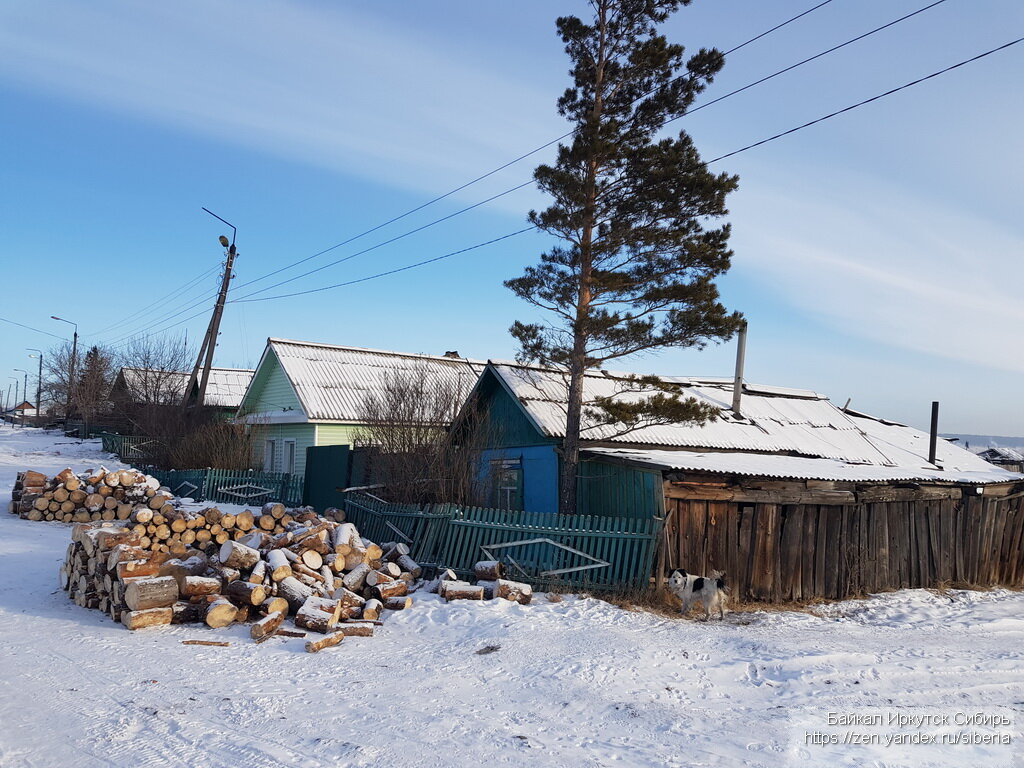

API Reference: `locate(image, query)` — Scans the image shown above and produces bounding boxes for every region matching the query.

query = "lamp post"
[2,382,11,424]
[51,316,78,419]
[27,349,42,424]
[14,369,27,428]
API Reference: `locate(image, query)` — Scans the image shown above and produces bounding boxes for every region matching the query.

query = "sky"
[0,0,1021,435]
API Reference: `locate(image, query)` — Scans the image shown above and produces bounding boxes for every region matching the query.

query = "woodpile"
[10,467,163,525]
[427,560,534,605]
[59,514,425,649]
[9,467,325,557]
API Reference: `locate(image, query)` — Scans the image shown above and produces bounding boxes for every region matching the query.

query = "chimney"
[732,320,748,417]
[928,400,940,466]
[443,350,461,359]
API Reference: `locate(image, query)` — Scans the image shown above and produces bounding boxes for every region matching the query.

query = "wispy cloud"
[733,176,1024,373]
[0,1,557,207]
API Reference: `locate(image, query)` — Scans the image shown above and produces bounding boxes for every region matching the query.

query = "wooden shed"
[464,362,1024,600]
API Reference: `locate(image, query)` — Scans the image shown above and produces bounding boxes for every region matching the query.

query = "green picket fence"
[144,467,305,507]
[342,492,661,590]
[100,433,164,462]
[342,493,454,568]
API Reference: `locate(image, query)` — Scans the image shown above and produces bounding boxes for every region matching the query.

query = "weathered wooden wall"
[662,494,1024,601]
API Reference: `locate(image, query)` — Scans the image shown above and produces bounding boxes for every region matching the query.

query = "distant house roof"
[482,362,1022,485]
[116,367,254,409]
[977,446,1024,463]
[240,338,485,423]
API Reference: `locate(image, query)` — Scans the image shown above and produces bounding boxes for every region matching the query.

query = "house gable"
[472,367,554,449]
[239,347,306,423]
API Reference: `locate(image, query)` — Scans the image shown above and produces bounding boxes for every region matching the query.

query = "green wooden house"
[237,338,483,476]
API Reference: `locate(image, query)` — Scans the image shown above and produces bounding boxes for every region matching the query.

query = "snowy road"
[0,427,1022,767]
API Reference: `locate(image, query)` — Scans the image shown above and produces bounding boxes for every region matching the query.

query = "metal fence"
[100,433,163,462]
[342,491,661,591]
[144,467,305,508]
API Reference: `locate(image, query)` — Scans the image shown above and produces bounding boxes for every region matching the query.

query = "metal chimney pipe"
[928,401,939,465]
[732,320,748,417]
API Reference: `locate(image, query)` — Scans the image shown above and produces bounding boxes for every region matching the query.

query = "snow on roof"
[119,367,254,408]
[261,338,486,423]
[978,446,1024,462]
[489,362,1023,485]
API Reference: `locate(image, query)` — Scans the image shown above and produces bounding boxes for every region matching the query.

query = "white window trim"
[283,438,297,475]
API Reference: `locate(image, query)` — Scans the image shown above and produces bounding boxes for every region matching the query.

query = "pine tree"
[505,0,742,514]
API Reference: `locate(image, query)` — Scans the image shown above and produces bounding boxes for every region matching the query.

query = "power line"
[0,316,66,340]
[229,35,1024,305]
[85,263,222,339]
[229,0,841,294]
[226,0,949,305]
[103,289,221,348]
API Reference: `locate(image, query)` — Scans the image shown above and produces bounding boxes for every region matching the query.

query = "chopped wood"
[473,560,504,581]
[305,632,344,653]
[181,640,230,647]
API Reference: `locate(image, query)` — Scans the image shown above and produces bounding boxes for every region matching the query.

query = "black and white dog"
[668,569,728,620]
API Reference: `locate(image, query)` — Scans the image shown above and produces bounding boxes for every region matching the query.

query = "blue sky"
[1,0,1021,434]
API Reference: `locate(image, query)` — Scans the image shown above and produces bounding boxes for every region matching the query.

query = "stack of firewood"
[11,467,163,524]
[9,467,325,555]
[60,515,425,651]
[431,560,534,605]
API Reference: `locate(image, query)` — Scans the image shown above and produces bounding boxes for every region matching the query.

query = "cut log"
[474,560,504,581]
[365,570,394,588]
[205,597,238,628]
[122,607,173,630]
[234,510,255,531]
[125,576,178,611]
[219,540,260,570]
[342,563,371,592]
[494,579,533,605]
[224,580,268,607]
[332,622,375,637]
[116,558,162,581]
[395,555,421,579]
[250,610,285,641]
[371,579,408,601]
[22,470,47,488]
[384,542,411,562]
[266,549,293,581]
[179,576,222,597]
[259,596,289,616]
[444,583,485,601]
[305,632,344,653]
[331,587,366,610]
[278,576,314,613]
[300,549,324,570]
[249,560,267,584]
[361,598,383,621]
[295,596,341,633]
[384,596,413,610]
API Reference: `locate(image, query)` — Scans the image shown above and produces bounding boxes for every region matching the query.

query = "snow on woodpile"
[60,512,421,649]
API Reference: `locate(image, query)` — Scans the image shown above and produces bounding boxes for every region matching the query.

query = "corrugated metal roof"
[267,338,485,423]
[583,447,1021,484]
[119,367,254,408]
[490,362,1023,485]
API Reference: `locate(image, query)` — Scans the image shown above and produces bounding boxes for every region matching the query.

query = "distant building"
[976,446,1024,473]
[237,338,483,476]
[110,366,254,418]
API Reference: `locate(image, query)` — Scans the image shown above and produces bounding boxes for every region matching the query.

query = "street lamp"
[27,349,42,423]
[13,369,27,428]
[51,316,78,419]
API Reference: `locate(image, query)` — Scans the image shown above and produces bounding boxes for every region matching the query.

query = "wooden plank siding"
[662,494,1024,601]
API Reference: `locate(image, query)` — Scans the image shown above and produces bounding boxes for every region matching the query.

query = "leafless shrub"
[134,407,258,471]
[354,363,497,505]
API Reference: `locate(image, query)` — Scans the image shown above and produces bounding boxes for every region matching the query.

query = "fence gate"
[303,445,351,511]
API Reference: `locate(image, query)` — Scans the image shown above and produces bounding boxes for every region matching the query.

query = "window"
[263,440,276,472]
[283,439,296,475]
[490,458,523,510]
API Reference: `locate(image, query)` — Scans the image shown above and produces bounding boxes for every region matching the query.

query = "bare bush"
[355,364,496,505]
[132,407,258,471]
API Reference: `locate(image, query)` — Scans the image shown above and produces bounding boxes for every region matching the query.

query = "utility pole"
[14,369,27,428]
[8,377,19,426]
[52,316,78,418]
[27,349,43,423]
[184,208,237,409]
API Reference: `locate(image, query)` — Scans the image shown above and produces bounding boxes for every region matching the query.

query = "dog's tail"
[715,573,728,593]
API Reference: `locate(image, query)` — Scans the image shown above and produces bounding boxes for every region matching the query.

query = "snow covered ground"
[1,426,1022,767]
